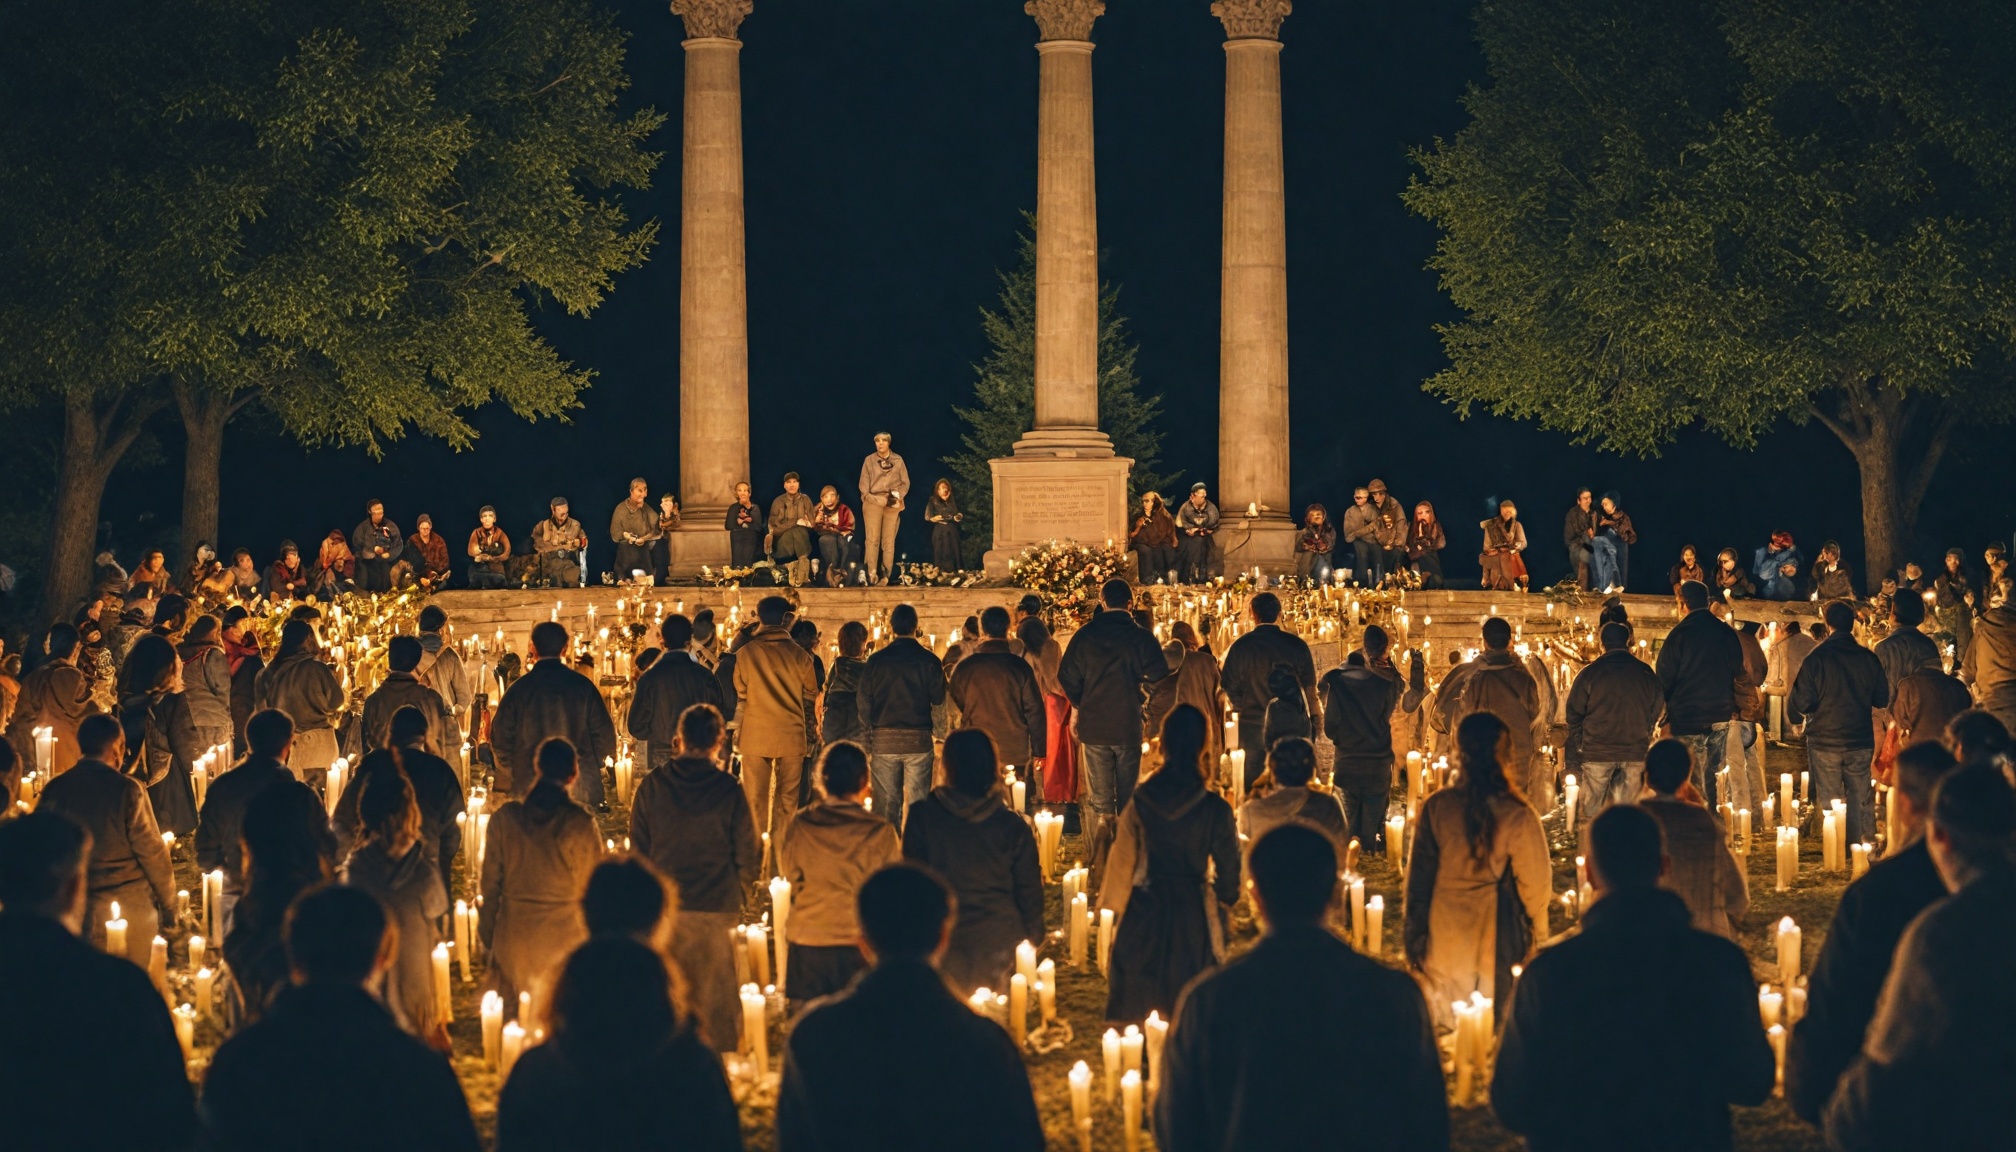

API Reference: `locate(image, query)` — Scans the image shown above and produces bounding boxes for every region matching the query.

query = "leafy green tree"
[1404,0,2016,579]
[945,224,1171,565]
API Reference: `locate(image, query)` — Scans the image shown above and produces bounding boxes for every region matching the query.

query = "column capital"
[1025,0,1104,42]
[1211,0,1290,41]
[672,0,752,41]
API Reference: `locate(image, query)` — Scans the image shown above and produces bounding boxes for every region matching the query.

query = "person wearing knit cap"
[531,498,587,588]
[265,540,309,601]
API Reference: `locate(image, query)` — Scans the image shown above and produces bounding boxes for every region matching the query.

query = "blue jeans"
[1080,743,1143,825]
[1578,759,1642,826]
[871,751,934,830]
[1591,535,1628,590]
[1351,540,1384,586]
[1676,725,1730,810]
[1809,746,1875,846]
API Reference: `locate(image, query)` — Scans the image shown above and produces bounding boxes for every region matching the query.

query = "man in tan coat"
[5,623,92,777]
[1639,740,1748,940]
[1433,617,1544,801]
[733,596,820,849]
[33,714,176,964]
[777,742,900,1004]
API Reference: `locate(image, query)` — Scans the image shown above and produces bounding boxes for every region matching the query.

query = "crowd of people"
[3,551,2016,1149]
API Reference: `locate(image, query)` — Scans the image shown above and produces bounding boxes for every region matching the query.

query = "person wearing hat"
[1810,539,1857,601]
[265,540,309,600]
[404,515,451,590]
[350,499,405,593]
[531,498,588,588]
[466,507,512,589]
[857,433,910,585]
[1175,482,1220,584]
[1366,479,1408,580]
[609,478,662,584]
[769,473,816,585]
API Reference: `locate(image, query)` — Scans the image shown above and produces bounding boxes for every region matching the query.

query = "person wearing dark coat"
[349,501,406,593]
[899,729,1044,997]
[923,478,963,572]
[489,621,617,803]
[195,709,298,935]
[0,812,198,1152]
[1873,592,1943,697]
[220,607,265,747]
[1218,592,1319,767]
[1789,600,1889,846]
[855,604,946,829]
[1786,742,1956,1123]
[113,633,203,836]
[819,622,869,747]
[1565,622,1663,836]
[223,781,338,1024]
[1492,805,1775,1152]
[724,483,766,568]
[33,715,176,965]
[1156,823,1447,1152]
[360,637,458,757]
[333,708,464,892]
[1654,582,1745,809]
[496,937,742,1152]
[1320,626,1424,852]
[1057,580,1169,846]
[1824,761,2016,1151]
[949,607,1046,769]
[1259,662,1313,751]
[626,614,725,769]
[1098,706,1240,1023]
[1890,664,1972,748]
[776,864,1044,1152]
[341,771,449,1042]
[201,885,481,1152]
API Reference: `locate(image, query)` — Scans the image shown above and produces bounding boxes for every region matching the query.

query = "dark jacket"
[496,1030,742,1152]
[1786,837,1947,1124]
[334,746,464,888]
[1156,922,1447,1152]
[1654,609,1745,736]
[819,656,867,746]
[0,912,196,1152]
[194,755,294,896]
[1219,624,1317,719]
[1788,633,1889,751]
[1491,887,1775,1152]
[200,983,480,1152]
[1890,668,1973,745]
[253,651,344,734]
[1057,609,1167,746]
[360,671,456,757]
[949,641,1046,765]
[1565,650,1663,764]
[489,657,617,796]
[627,651,725,769]
[630,755,760,915]
[855,636,946,755]
[776,958,1044,1152]
[350,518,405,564]
[901,787,1044,996]
[1873,627,1942,698]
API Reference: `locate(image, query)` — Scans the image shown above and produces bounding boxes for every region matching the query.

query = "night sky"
[93,0,2012,589]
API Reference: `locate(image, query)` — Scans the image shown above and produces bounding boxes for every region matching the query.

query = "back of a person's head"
[1100,579,1132,609]
[1598,599,1630,627]
[1480,616,1512,649]
[1454,712,1511,791]
[1896,741,1959,812]
[358,768,418,846]
[418,605,447,634]
[118,634,177,696]
[45,623,80,661]
[1017,594,1043,617]
[185,615,220,644]
[0,811,90,914]
[1643,739,1693,795]
[1361,624,1389,658]
[941,728,1000,797]
[790,620,819,648]
[1809,623,1830,643]
[1893,591,1926,628]
[1589,804,1664,891]
[1822,599,1857,634]
[552,936,680,1057]
[980,606,1010,639]
[1679,580,1711,611]
[388,705,430,750]
[837,620,868,657]
[1265,663,1301,704]
[1267,738,1316,789]
[76,713,124,760]
[678,703,725,754]
[1158,704,1210,789]
[245,709,295,758]
[1947,709,2012,765]
[889,604,919,636]
[1250,592,1281,624]
[286,885,388,985]
[1248,823,1335,925]
[581,855,675,942]
[1929,761,2016,868]
[530,621,569,659]
[757,596,792,627]
[276,618,316,660]
[1600,622,1632,652]
[857,864,954,961]
[660,614,694,650]
[1015,616,1049,652]
[536,738,579,783]
[386,635,422,673]
[819,741,870,798]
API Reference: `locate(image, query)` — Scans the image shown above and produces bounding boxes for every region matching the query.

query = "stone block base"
[1212,514,1300,576]
[983,453,1134,577]
[669,525,732,576]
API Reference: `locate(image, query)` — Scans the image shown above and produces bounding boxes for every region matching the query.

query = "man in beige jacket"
[1638,739,1749,940]
[733,596,820,851]
[777,742,900,1003]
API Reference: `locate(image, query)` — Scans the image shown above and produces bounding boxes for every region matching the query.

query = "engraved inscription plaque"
[1008,476,1112,542]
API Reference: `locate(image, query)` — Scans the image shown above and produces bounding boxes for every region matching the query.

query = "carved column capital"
[1025,0,1105,42]
[1211,0,1290,40]
[672,0,752,40]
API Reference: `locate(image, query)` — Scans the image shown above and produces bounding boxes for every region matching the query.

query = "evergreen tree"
[945,223,1171,565]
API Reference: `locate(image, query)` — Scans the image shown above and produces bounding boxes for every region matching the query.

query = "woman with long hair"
[1478,500,1529,591]
[343,768,449,1046]
[481,738,603,1031]
[496,937,739,1152]
[1097,705,1240,1022]
[224,781,338,1023]
[1402,712,1552,1029]
[1592,491,1636,591]
[1168,620,1226,768]
[1407,501,1446,588]
[312,530,355,598]
[1130,492,1178,584]
[1021,616,1080,811]
[1713,548,1756,600]
[1669,545,1708,600]
[924,478,963,572]
[1293,504,1336,585]
[129,549,175,597]
[116,633,202,835]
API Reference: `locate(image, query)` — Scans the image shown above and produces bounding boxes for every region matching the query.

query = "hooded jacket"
[901,787,1044,994]
[629,755,759,915]
[342,838,449,1035]
[253,650,345,734]
[777,799,901,947]
[949,640,1047,765]
[360,671,456,758]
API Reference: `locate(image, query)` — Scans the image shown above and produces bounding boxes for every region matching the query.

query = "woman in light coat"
[481,737,603,1028]
[343,767,450,1045]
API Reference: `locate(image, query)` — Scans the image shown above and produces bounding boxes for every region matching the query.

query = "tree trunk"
[40,389,165,622]
[1810,380,1954,589]
[1849,426,1904,588]
[172,381,236,564]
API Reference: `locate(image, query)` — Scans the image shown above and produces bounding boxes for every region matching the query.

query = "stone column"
[671,0,753,572]
[1213,0,1297,571]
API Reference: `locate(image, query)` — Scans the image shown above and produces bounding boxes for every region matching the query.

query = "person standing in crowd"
[341,770,449,1045]
[857,603,946,830]
[32,714,175,965]
[1753,531,1804,600]
[610,477,662,582]
[650,492,682,583]
[578,854,677,948]
[810,486,857,586]
[924,479,963,572]
[820,621,870,746]
[1322,625,1424,852]
[221,782,336,1023]
[776,864,1044,1152]
[1824,761,2016,1150]
[201,885,482,1152]
[628,614,724,770]
[1130,491,1177,584]
[1260,664,1312,751]
[1670,545,1708,600]
[1655,582,1744,809]
[1492,804,1774,1151]
[1891,646,1972,751]
[1059,580,1167,847]
[495,936,742,1152]
[1018,615,1079,812]
[1405,712,1551,1029]
[1638,740,1749,939]
[361,636,456,757]
[1563,488,1598,588]
[481,738,602,1031]
[5,622,88,774]
[1479,499,1530,591]
[265,541,309,600]
[1933,547,1975,653]
[1407,500,1446,588]
[1235,737,1347,848]
[725,482,765,568]
[312,530,354,597]
[950,606,1045,778]
[1175,483,1220,584]
[1,810,199,1150]
[414,606,470,732]
[1961,575,2016,732]
[531,497,588,588]
[1433,616,1544,802]
[1220,592,1319,777]
[350,500,404,592]
[1565,622,1662,838]
[1099,705,1240,1022]
[1790,599,1888,847]
[1591,491,1636,591]
[404,515,450,590]
[466,506,513,589]
[490,621,616,804]
[1788,742,1956,1124]
[630,703,759,1053]
[1809,540,1857,601]
[1156,822,1447,1152]
[115,634,201,836]
[254,619,346,793]
[779,742,900,1005]
[767,473,816,585]
[1875,590,1942,699]
[1342,487,1382,586]
[857,432,910,586]
[901,729,1043,997]
[1293,504,1336,584]
[194,709,296,937]
[733,596,820,849]
[334,708,463,891]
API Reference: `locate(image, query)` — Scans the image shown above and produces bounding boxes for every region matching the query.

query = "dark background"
[64,0,2016,594]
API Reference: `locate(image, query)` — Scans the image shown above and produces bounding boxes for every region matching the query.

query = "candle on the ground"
[1068,894,1089,966]
[1737,808,1752,853]
[1769,1023,1786,1095]
[748,923,770,988]
[769,879,792,997]
[1121,1024,1143,1076]
[431,942,452,1024]
[1102,1027,1122,1103]
[453,900,473,981]
[501,1021,526,1081]
[1144,1010,1168,1100]
[1098,909,1114,974]
[481,991,503,1068]
[1776,917,1801,986]
[148,935,167,997]
[1015,939,1037,991]
[194,967,214,1019]
[1008,974,1028,1047]
[188,934,206,975]
[1779,774,1794,823]
[1366,895,1385,955]
[1349,878,1367,950]
[1759,985,1782,1029]
[741,983,769,1077]
[105,902,127,958]
[1564,774,1579,824]
[173,1003,195,1060]
[1851,841,1870,879]
[1121,1069,1143,1152]
[203,871,222,940]
[1385,814,1405,859]
[1068,1061,1093,1152]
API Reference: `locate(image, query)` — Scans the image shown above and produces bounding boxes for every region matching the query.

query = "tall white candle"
[1776,917,1801,986]
[501,1020,526,1081]
[1366,895,1385,956]
[1098,909,1115,974]
[481,991,504,1068]
[187,934,206,975]
[195,967,215,1019]
[1069,894,1089,966]
[1069,1061,1094,1152]
[1121,1069,1144,1152]
[741,983,770,1077]
[1102,1027,1123,1104]
[769,878,792,997]
[432,942,452,1024]
[105,901,127,958]
[1008,974,1028,1047]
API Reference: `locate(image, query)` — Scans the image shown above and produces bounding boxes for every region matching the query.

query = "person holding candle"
[1637,740,1750,940]
[481,738,602,1031]
[341,770,450,1046]
[530,497,588,588]
[4,621,89,776]
[1058,581,1168,848]
[1155,823,1447,1152]
[775,863,1043,1152]
[0,811,198,1151]
[777,741,900,1004]
[201,884,481,1152]
[922,478,964,573]
[949,607,1046,780]
[252,619,345,794]
[489,621,617,805]
[1492,805,1776,1150]
[1790,599,1889,848]
[223,781,338,1022]
[1290,503,1336,585]
[349,499,406,592]
[335,707,464,892]
[857,603,948,831]
[1478,498,1530,591]
[628,614,727,771]
[609,477,663,583]
[1961,575,2016,734]
[195,709,298,938]
[464,507,514,589]
[1668,544,1709,601]
[264,539,310,599]
[1565,622,1663,838]
[1405,500,1448,588]
[1341,487,1385,587]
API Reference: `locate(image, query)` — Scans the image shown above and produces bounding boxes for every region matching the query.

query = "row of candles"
[1059,1011,1170,1152]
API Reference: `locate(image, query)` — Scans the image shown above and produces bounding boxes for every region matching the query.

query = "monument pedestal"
[670,519,733,576]
[1213,511,1299,576]
[984,454,1133,577]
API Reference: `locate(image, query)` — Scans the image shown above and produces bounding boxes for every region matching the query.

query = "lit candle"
[1385,813,1405,859]
[194,967,215,1019]
[741,982,770,1077]
[769,878,792,998]
[481,991,504,1068]
[148,935,168,997]
[501,1020,526,1080]
[1851,841,1870,879]
[173,1003,195,1060]
[1069,1061,1094,1152]
[432,941,453,1024]
[1349,877,1367,949]
[1563,774,1579,825]
[1737,808,1752,854]
[1121,1068,1144,1152]
[188,933,206,975]
[1769,1023,1787,1095]
[1068,893,1089,966]
[1102,1027,1122,1103]
[1365,895,1385,955]
[1098,909,1115,974]
[747,922,770,988]
[1779,774,1794,824]
[1008,973,1028,1047]
[105,901,127,958]
[453,900,473,981]
[203,871,222,940]
[1144,1010,1168,1100]
[1759,984,1783,1029]
[1776,917,1801,986]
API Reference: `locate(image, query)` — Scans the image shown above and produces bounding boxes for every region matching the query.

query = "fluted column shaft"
[1217,28,1291,528]
[677,34,750,525]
